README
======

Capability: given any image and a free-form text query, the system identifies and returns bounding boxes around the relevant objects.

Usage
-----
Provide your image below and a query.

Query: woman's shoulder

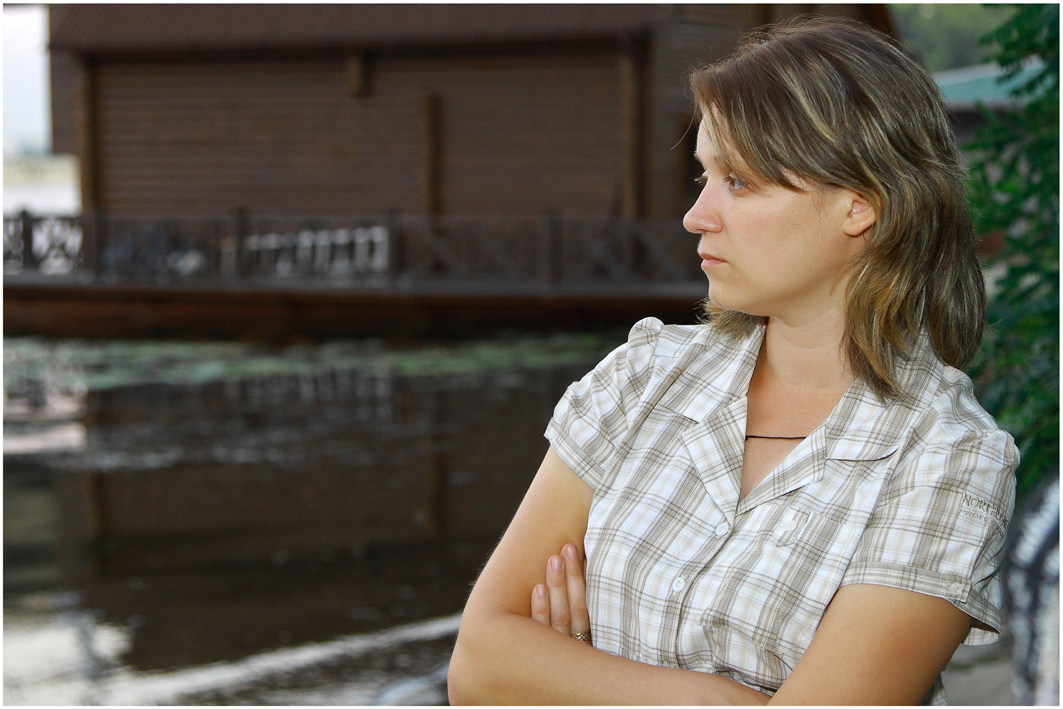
[922,363,1009,446]
[893,342,1018,483]
[873,336,1017,495]
[877,345,1018,543]
[894,335,1007,440]
[609,317,764,421]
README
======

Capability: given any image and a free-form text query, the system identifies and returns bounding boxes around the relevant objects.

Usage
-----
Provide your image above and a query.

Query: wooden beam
[618,39,645,219]
[3,280,706,340]
[75,56,98,212]
[346,53,368,97]
[74,55,106,275]
[419,93,441,215]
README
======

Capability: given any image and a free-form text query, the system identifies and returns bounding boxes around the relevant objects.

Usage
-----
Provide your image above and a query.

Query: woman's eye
[695,175,707,186]
[725,174,747,191]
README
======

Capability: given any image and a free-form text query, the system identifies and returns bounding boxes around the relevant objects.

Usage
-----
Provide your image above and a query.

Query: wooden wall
[89,46,623,219]
[52,5,892,221]
[640,5,890,218]
[48,6,78,156]
[645,17,744,218]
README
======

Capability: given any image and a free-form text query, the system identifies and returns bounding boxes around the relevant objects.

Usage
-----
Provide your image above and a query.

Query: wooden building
[49,4,892,222]
[11,4,894,341]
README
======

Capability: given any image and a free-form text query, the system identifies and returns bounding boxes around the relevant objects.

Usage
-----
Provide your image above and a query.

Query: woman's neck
[757,308,854,395]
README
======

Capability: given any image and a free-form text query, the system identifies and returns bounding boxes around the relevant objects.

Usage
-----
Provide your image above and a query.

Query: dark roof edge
[49,4,674,54]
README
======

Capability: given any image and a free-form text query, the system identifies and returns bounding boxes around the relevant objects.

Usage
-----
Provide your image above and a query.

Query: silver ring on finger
[570,631,592,643]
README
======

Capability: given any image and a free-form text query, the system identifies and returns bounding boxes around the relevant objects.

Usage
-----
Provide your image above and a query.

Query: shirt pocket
[701,499,865,675]
[764,507,811,548]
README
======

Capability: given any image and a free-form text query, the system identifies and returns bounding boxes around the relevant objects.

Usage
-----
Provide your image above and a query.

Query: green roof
[934,60,1046,110]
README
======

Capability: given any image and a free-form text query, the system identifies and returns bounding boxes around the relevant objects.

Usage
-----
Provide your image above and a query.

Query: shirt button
[714,522,731,537]
[946,582,964,596]
[671,576,686,593]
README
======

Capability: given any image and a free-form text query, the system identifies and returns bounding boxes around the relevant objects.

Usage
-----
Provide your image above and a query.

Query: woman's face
[683,122,873,327]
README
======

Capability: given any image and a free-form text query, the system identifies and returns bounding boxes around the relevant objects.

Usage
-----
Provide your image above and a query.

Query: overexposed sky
[4,5,50,155]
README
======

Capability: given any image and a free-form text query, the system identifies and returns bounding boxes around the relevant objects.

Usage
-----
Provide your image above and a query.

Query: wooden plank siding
[49,50,81,157]
[618,39,647,219]
[93,56,419,217]
[49,5,896,220]
[75,57,101,215]
[390,49,623,216]
[90,47,625,219]
[645,20,743,218]
[47,5,78,156]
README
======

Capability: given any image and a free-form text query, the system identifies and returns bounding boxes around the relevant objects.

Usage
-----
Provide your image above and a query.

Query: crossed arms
[447,447,972,705]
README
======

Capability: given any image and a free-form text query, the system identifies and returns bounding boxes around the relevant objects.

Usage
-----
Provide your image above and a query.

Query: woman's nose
[683,189,721,235]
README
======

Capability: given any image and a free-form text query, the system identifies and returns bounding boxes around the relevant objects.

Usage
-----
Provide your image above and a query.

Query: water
[3,181,80,216]
[3,158,81,216]
[3,331,625,705]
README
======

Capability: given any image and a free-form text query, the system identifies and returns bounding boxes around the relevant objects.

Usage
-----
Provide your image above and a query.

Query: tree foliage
[967,4,1059,495]
[890,4,1017,72]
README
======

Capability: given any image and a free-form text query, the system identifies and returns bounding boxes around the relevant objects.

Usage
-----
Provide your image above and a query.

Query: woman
[448,18,1017,705]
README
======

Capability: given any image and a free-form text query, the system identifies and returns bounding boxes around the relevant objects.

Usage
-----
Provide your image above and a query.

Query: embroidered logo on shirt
[961,492,1010,536]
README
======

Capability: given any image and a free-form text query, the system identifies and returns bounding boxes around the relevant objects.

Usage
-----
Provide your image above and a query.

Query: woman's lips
[699,253,725,268]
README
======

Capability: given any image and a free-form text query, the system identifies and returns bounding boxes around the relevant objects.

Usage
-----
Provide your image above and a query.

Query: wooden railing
[4,211,85,276]
[3,210,703,289]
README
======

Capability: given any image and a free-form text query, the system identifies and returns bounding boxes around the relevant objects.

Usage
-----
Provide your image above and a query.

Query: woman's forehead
[696,119,745,172]
[695,120,724,158]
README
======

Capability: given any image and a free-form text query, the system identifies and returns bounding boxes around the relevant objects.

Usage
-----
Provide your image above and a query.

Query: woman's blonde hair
[689,18,985,400]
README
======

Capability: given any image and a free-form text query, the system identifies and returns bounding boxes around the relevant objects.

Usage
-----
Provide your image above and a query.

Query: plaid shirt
[546,318,1017,704]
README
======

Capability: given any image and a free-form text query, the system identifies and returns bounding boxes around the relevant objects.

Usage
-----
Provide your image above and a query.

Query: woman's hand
[449,449,770,705]
[530,543,592,645]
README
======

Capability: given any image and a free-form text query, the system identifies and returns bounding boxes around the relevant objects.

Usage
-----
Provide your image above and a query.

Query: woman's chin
[706,290,767,319]
[706,287,741,313]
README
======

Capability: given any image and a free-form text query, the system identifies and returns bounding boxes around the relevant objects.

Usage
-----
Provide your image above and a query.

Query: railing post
[538,209,562,286]
[630,219,651,281]
[81,211,96,278]
[18,210,40,273]
[386,208,401,286]
[92,209,108,281]
[233,206,248,280]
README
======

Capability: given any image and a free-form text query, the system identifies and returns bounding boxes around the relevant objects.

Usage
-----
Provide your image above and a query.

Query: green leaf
[966,4,1060,497]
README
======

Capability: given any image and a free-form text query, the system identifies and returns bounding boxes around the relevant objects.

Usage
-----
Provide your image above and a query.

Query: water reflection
[4,331,623,704]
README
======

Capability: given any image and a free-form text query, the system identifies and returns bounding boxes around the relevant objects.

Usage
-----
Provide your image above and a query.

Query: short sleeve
[545,317,663,490]
[840,429,1019,645]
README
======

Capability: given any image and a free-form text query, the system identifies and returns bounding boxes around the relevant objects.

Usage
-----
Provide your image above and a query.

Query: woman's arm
[447,447,771,705]
[530,547,973,705]
[767,583,971,705]
[452,447,973,704]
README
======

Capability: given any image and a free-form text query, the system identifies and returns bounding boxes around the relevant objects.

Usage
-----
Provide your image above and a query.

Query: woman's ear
[843,193,877,236]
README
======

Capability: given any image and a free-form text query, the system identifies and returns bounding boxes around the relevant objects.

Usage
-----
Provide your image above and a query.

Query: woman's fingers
[531,583,550,625]
[532,545,590,643]
[546,554,571,635]
[563,544,591,642]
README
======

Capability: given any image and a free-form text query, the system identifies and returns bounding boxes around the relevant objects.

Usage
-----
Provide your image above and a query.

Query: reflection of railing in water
[37,361,592,672]
[4,331,620,694]
[3,209,702,287]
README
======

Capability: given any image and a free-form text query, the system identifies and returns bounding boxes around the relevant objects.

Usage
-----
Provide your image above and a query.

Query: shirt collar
[737,337,942,512]
[664,322,942,464]
[656,321,763,422]
[822,333,942,462]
